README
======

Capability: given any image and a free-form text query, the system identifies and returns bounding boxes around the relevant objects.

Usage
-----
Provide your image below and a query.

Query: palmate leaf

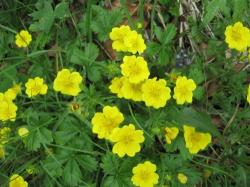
[63,158,82,186]
[54,2,70,19]
[70,43,99,66]
[76,155,98,172]
[91,6,124,41]
[155,24,177,45]
[25,127,53,151]
[29,1,55,33]
[203,0,228,24]
[101,153,119,175]
[101,153,136,187]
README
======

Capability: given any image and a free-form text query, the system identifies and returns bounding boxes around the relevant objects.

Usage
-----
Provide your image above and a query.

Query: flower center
[139,170,150,180]
[150,87,160,98]
[231,31,241,41]
[190,132,201,143]
[122,135,133,145]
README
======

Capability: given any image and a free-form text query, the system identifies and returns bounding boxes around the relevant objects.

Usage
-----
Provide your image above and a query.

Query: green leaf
[233,0,248,22]
[101,153,119,175]
[203,0,227,24]
[84,43,99,62]
[193,86,205,100]
[54,2,70,19]
[29,2,55,33]
[189,68,204,85]
[91,6,124,41]
[103,176,120,187]
[42,157,63,177]
[87,64,102,82]
[63,158,82,186]
[155,24,177,44]
[162,24,177,44]
[177,107,220,136]
[70,43,99,65]
[55,130,77,145]
[76,155,98,172]
[146,42,162,57]
[25,127,53,151]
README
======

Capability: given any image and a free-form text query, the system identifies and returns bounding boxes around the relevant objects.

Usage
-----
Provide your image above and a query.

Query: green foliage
[25,127,53,151]
[147,24,177,65]
[63,158,82,186]
[29,1,55,33]
[91,6,125,41]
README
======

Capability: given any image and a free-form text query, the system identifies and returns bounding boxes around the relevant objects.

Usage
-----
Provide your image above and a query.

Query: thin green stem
[0,23,17,34]
[128,103,153,140]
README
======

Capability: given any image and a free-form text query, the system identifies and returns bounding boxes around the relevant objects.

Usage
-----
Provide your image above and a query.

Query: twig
[223,103,240,134]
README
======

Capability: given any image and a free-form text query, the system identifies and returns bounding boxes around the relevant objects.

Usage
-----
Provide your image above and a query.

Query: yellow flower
[0,146,5,158]
[25,77,48,98]
[0,101,18,122]
[183,125,212,154]
[91,106,124,139]
[15,30,32,48]
[131,161,159,187]
[109,76,126,98]
[110,124,144,157]
[18,127,29,138]
[173,76,196,105]
[0,92,14,103]
[142,78,171,109]
[165,127,179,144]
[121,78,144,101]
[0,127,11,144]
[53,69,83,96]
[177,173,188,184]
[9,174,28,187]
[5,84,22,100]
[225,22,250,52]
[121,55,149,84]
[124,31,146,54]
[110,25,131,52]
[247,84,250,104]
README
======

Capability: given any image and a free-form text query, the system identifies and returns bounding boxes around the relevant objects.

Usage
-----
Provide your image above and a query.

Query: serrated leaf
[203,0,227,24]
[54,2,70,19]
[70,43,99,65]
[189,68,204,85]
[91,6,124,41]
[55,130,77,145]
[101,153,119,175]
[146,42,162,57]
[63,159,82,186]
[76,155,98,172]
[25,127,53,151]
[29,2,54,33]
[155,24,177,44]
[162,24,177,44]
[103,176,120,187]
[42,157,63,177]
